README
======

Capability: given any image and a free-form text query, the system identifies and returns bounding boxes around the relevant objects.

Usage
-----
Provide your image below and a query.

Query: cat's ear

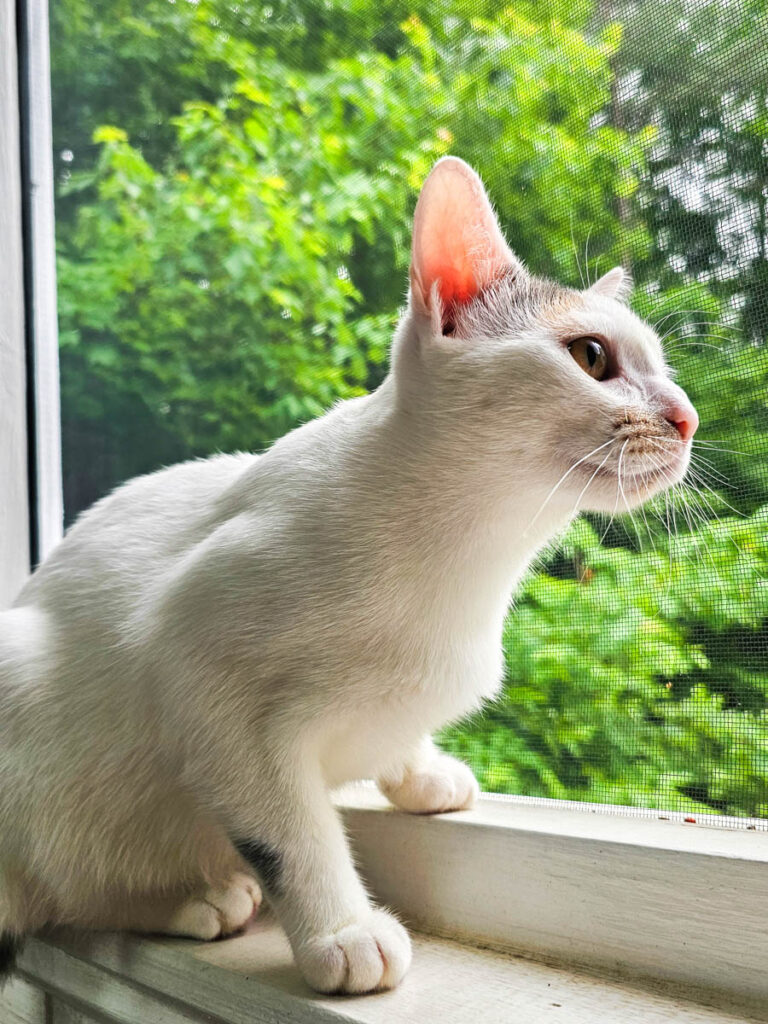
[588,266,632,301]
[410,157,524,330]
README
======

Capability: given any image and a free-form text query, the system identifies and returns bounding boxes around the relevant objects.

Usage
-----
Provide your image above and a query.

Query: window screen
[51,0,768,824]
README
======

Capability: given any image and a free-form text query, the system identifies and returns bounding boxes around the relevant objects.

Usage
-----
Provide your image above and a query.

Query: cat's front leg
[229,770,411,994]
[378,736,479,814]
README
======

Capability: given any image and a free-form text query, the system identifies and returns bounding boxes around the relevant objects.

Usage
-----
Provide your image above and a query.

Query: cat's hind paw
[379,753,479,814]
[295,908,411,993]
[166,872,262,940]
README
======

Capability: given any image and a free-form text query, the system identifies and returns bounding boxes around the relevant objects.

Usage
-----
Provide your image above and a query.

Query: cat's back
[15,451,259,617]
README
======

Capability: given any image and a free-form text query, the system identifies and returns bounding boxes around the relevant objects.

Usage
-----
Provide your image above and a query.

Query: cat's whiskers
[584,227,593,288]
[657,475,704,572]
[692,440,749,457]
[570,445,615,517]
[656,478,687,568]
[643,438,704,489]
[651,436,746,521]
[570,215,586,289]
[631,447,687,617]
[658,322,721,347]
[615,440,647,552]
[677,484,725,576]
[666,341,726,355]
[648,454,690,534]
[690,469,743,515]
[592,253,607,286]
[658,482,678,615]
[666,329,733,344]
[685,452,730,488]
[595,438,634,548]
[683,469,753,572]
[651,435,749,458]
[661,319,730,336]
[685,467,730,526]
[669,477,698,539]
[651,307,715,332]
[635,453,676,545]
[673,474,724,575]
[524,437,616,535]
[631,459,660,547]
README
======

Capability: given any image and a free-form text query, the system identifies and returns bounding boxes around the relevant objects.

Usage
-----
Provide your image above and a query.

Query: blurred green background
[51,0,768,818]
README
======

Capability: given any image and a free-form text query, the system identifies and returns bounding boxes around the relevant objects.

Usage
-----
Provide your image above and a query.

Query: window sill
[338,786,768,1020]
[4,787,768,1024]
[7,917,763,1024]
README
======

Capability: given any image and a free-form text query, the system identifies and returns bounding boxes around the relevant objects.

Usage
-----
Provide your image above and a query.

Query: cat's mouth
[577,443,689,501]
[592,461,672,491]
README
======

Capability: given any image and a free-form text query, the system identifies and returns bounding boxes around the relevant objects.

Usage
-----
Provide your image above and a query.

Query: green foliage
[441,509,768,817]
[58,53,416,451]
[52,0,768,817]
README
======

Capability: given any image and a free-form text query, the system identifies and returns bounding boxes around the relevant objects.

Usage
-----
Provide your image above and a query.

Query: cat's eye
[568,336,608,380]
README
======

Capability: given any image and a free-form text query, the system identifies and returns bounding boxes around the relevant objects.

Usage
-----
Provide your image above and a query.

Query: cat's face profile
[404,157,698,516]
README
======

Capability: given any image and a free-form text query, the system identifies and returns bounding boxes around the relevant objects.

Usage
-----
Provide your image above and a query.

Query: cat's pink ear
[410,157,522,327]
[588,266,632,301]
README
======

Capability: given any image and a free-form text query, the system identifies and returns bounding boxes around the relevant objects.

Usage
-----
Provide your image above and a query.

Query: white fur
[0,157,696,994]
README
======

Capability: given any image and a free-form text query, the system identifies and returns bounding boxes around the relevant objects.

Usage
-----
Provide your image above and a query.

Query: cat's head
[398,156,698,516]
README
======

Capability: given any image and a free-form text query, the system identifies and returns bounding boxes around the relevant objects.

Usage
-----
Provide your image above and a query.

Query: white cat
[0,157,697,994]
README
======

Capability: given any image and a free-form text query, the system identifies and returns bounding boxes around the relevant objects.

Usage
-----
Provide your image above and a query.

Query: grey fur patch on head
[451,267,578,340]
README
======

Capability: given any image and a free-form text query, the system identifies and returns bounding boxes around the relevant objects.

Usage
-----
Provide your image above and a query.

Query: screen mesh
[51,0,768,825]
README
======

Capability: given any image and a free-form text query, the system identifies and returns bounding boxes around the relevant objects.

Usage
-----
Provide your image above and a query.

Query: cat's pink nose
[650,379,698,442]
[665,398,699,441]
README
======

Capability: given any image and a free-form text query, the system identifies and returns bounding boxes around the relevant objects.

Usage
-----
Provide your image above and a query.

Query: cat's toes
[204,871,262,936]
[379,754,479,814]
[167,872,262,940]
[295,908,411,994]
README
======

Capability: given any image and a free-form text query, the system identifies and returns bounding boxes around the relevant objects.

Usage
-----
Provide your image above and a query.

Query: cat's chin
[574,447,691,513]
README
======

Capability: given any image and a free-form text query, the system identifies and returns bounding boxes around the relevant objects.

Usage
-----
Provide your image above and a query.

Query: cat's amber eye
[568,336,608,380]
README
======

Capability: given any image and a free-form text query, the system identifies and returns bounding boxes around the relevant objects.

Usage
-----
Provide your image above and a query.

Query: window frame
[1,0,62,611]
[3,1,767,1018]
[0,0,31,608]
[17,0,63,567]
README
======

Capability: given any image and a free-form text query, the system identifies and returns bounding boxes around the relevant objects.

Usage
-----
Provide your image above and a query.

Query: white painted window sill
[4,787,768,1024]
[5,918,763,1024]
[339,786,768,1019]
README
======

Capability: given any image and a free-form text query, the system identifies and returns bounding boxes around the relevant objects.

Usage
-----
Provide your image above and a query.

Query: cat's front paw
[295,908,411,994]
[379,753,479,814]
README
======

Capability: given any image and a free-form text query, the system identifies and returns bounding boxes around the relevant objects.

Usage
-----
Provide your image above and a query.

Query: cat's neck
[337,375,574,625]
[229,370,574,630]
[365,372,571,535]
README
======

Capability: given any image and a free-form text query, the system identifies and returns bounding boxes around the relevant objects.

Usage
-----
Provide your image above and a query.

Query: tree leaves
[442,510,768,817]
